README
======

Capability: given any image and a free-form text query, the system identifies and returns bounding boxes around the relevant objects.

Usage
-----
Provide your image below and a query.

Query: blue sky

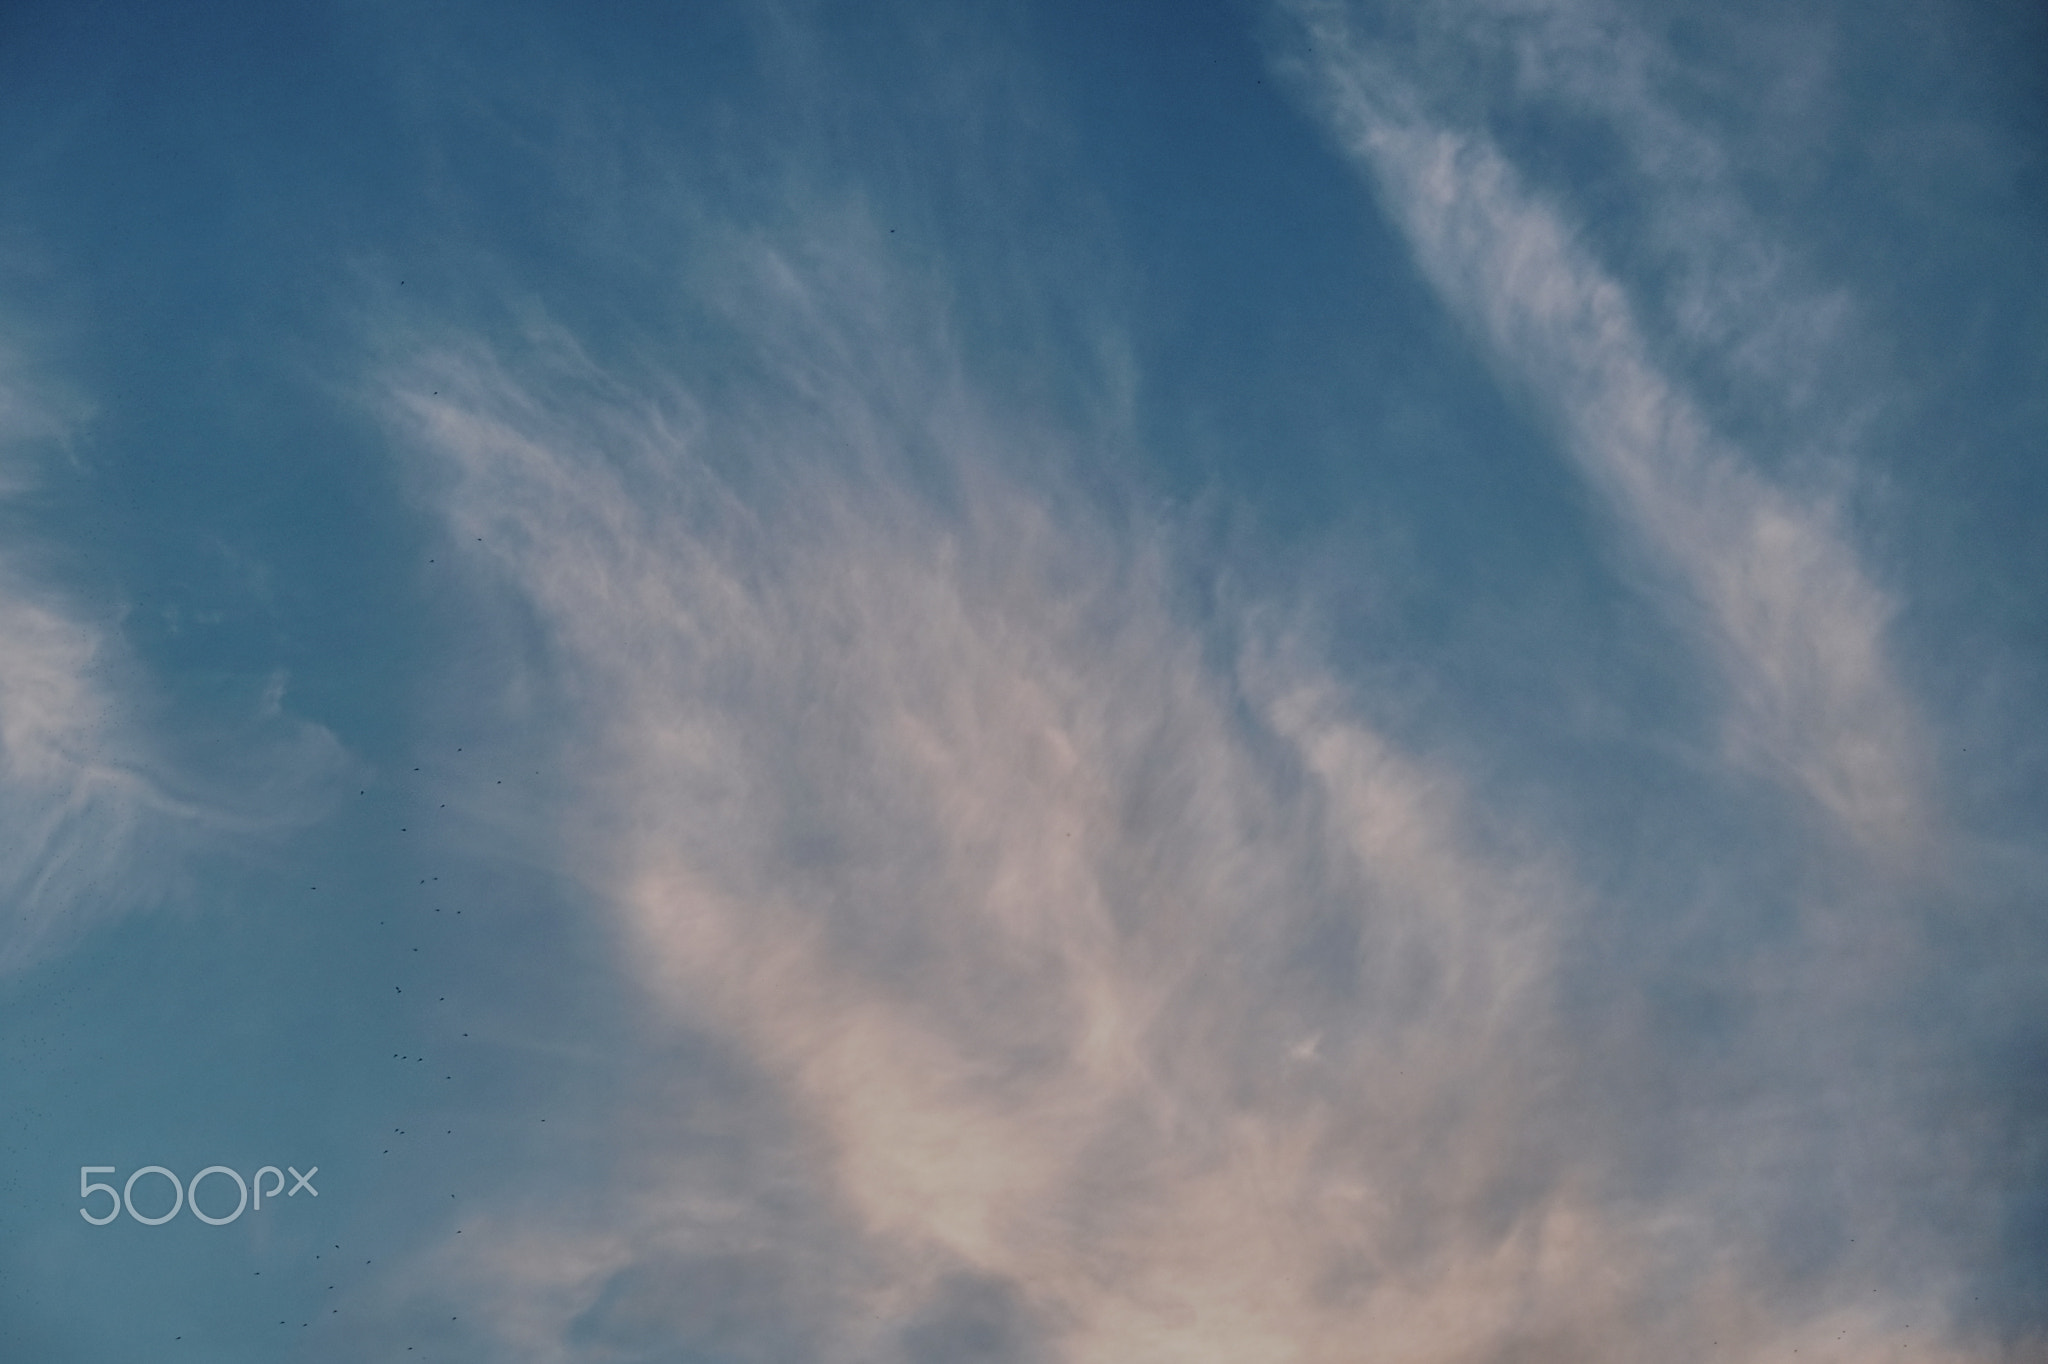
[2,1,2045,1360]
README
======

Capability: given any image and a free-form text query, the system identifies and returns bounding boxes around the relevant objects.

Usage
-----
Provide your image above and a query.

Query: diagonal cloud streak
[1277,0,1927,859]
[1267,4,2044,1359]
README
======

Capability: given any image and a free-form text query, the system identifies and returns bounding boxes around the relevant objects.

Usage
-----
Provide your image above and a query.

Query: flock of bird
[169,546,545,1355]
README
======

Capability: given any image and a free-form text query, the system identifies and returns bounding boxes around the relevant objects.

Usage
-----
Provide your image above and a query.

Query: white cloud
[0,338,354,974]
[0,348,183,972]
[0,579,177,972]
[1258,5,2041,1358]
[1277,0,1927,858]
[385,215,2001,1359]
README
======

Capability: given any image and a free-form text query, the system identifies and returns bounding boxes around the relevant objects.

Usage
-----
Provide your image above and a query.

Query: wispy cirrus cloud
[0,332,354,975]
[0,576,178,973]
[0,341,188,972]
[334,1,2047,1357]
[379,202,2011,1360]
[1269,3,2042,1358]
[1,1,2037,1358]
[1276,0,1926,859]
[380,224,1662,1363]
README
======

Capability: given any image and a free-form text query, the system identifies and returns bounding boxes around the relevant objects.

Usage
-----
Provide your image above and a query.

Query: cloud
[0,333,356,975]
[0,343,187,972]
[339,0,2048,1353]
[0,573,177,972]
[1266,2,2045,1357]
[383,225,1658,1361]
[1275,0,1929,860]
[382,199,2025,1358]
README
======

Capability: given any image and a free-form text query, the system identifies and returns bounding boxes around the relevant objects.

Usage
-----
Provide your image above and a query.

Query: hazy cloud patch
[0,336,355,975]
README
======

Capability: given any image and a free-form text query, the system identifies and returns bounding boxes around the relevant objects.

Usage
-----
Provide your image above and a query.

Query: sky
[1,0,2044,1360]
